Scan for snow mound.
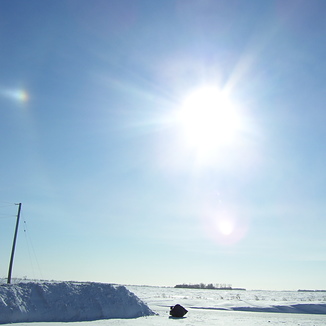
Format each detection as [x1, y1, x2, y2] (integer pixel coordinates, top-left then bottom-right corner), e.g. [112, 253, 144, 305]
[0, 281, 154, 324]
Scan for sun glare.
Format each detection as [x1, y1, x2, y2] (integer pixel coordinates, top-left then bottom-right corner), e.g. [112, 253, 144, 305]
[177, 86, 242, 159]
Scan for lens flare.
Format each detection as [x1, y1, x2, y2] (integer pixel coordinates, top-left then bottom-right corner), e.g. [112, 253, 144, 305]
[216, 216, 235, 236]
[203, 205, 250, 246]
[17, 89, 29, 103]
[1, 88, 29, 104]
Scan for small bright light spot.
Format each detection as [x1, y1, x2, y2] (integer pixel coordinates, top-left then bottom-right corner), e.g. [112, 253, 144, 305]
[203, 205, 250, 246]
[10, 89, 29, 103]
[18, 90, 29, 103]
[216, 217, 235, 236]
[1, 88, 29, 104]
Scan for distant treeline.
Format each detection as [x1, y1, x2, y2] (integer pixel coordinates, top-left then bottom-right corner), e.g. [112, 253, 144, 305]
[174, 283, 246, 291]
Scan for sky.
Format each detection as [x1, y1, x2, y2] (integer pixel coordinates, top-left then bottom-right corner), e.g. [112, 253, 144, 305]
[1, 0, 326, 291]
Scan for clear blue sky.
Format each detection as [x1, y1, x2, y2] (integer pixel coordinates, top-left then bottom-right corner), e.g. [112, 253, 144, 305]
[1, 0, 326, 290]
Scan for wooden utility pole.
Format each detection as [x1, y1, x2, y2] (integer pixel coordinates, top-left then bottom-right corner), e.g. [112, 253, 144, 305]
[7, 203, 22, 284]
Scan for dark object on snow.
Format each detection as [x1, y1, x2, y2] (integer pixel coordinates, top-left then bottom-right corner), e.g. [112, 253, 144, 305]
[170, 304, 188, 318]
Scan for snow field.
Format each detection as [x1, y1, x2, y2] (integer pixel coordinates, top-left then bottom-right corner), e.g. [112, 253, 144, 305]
[1, 282, 326, 325]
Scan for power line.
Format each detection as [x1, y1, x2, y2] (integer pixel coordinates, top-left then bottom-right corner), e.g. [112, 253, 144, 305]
[0, 214, 16, 218]
[23, 220, 36, 279]
[0, 202, 15, 206]
[23, 218, 44, 280]
[0, 202, 17, 218]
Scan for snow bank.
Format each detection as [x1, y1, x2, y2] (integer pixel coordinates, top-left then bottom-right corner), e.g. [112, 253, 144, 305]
[0, 282, 154, 324]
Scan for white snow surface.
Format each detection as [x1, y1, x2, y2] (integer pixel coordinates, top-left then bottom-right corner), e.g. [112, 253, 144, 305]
[128, 285, 326, 314]
[0, 281, 154, 324]
[1, 282, 326, 325]
[123, 286, 326, 325]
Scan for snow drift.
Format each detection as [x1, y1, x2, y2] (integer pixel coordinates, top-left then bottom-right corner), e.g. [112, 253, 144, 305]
[0, 282, 154, 324]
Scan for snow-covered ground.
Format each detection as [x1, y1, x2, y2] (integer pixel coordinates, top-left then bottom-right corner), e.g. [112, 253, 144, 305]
[2, 282, 326, 325]
[124, 285, 326, 325]
[0, 282, 153, 324]
[128, 285, 326, 314]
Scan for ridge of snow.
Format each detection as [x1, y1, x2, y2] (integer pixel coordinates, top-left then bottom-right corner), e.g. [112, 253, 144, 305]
[0, 281, 154, 324]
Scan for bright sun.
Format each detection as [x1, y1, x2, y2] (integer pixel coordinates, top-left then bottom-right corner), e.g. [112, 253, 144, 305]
[177, 86, 241, 158]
